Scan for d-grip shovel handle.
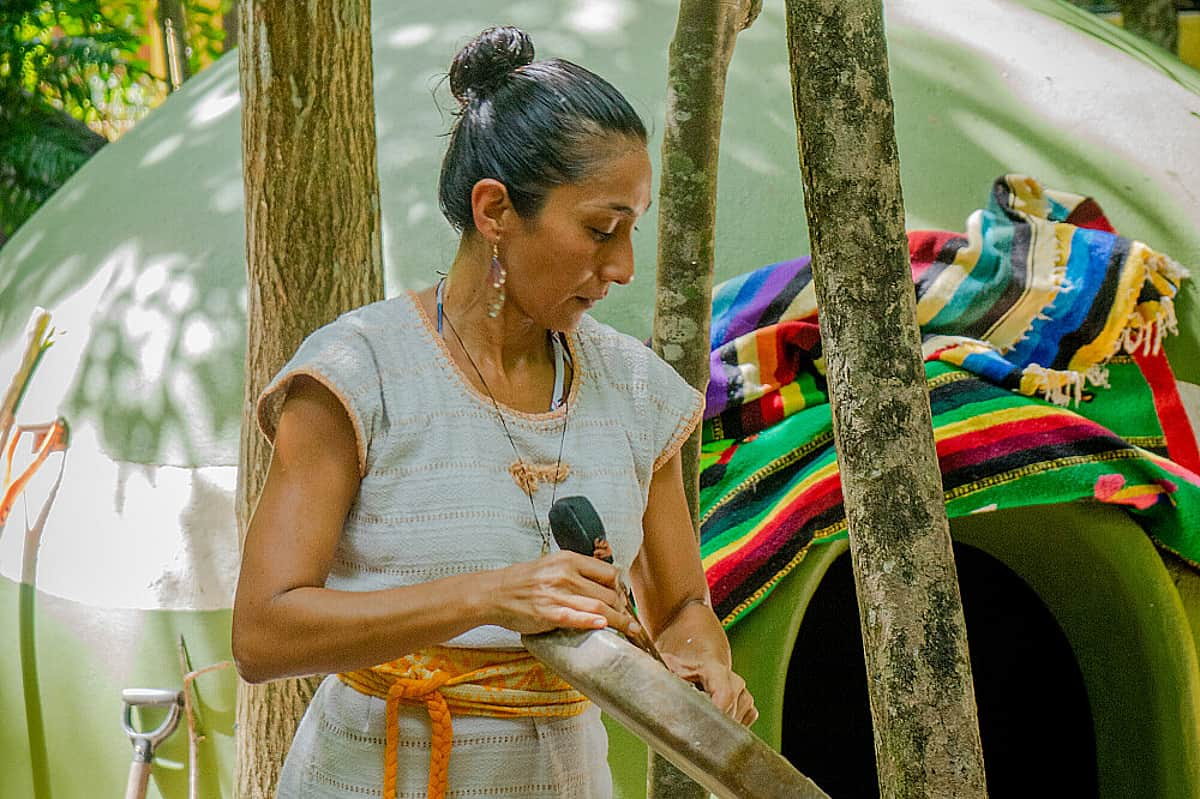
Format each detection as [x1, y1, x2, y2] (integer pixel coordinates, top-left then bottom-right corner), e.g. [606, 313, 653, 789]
[121, 688, 182, 799]
[125, 761, 152, 799]
[548, 496, 612, 562]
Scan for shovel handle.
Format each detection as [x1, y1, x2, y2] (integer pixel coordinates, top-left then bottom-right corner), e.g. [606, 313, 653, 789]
[124, 759, 152, 799]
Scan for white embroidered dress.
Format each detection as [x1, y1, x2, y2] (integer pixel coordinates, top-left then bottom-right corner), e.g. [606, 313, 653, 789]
[256, 292, 703, 799]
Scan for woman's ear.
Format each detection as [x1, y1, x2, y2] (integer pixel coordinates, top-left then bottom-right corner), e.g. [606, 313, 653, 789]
[470, 179, 511, 242]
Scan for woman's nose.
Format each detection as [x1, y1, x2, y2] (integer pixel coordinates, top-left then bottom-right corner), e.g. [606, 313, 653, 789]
[602, 236, 635, 285]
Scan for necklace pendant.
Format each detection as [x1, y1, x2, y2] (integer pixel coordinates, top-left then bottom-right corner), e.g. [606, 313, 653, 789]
[510, 460, 571, 495]
[541, 538, 550, 556]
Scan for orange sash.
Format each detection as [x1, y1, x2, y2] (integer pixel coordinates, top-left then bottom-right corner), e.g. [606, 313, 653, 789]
[338, 646, 589, 799]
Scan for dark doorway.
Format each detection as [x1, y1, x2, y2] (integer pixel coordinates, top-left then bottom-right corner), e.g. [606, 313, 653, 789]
[781, 542, 1098, 798]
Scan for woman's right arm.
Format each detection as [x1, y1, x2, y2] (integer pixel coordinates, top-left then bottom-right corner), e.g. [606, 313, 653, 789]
[231, 376, 634, 683]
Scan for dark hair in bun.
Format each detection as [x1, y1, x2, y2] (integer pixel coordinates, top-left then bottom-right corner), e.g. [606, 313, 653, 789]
[448, 26, 535, 106]
[439, 26, 647, 232]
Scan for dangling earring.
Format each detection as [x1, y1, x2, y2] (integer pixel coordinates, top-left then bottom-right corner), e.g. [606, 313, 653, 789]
[488, 242, 507, 318]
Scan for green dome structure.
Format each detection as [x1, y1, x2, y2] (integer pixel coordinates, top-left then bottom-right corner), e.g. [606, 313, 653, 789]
[1, 1, 1197, 797]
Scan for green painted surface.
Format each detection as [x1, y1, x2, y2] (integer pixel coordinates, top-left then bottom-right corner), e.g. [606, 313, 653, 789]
[0, 578, 236, 799]
[952, 505, 1200, 799]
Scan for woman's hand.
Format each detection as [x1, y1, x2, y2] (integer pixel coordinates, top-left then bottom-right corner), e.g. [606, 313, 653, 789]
[630, 450, 757, 726]
[489, 551, 641, 638]
[661, 649, 758, 726]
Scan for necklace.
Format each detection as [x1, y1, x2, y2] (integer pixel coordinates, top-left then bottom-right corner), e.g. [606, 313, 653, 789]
[436, 278, 569, 555]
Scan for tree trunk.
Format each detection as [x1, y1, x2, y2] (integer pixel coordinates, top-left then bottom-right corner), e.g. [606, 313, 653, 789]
[782, 2, 989, 798]
[1118, 0, 1179, 52]
[650, 2, 761, 797]
[223, 1, 240, 52]
[235, 1, 384, 796]
[156, 0, 192, 87]
[653, 0, 762, 521]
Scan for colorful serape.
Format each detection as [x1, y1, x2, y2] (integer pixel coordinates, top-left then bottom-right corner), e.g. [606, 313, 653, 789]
[700, 175, 1200, 629]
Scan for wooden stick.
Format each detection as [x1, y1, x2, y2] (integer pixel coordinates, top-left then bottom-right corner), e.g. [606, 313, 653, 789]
[177, 635, 234, 799]
[526, 628, 830, 799]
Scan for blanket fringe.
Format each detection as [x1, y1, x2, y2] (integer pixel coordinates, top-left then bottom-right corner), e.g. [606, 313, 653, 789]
[1116, 253, 1186, 360]
[1026, 252, 1188, 407]
[1020, 364, 1086, 407]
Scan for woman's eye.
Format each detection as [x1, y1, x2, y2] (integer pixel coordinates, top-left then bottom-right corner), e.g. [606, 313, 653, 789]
[590, 228, 615, 242]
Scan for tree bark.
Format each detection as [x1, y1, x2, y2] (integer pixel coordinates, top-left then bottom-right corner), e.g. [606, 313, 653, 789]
[235, 1, 384, 796]
[652, 0, 762, 523]
[223, 1, 240, 52]
[1117, 0, 1179, 52]
[156, 0, 192, 86]
[782, 2, 988, 798]
[650, 2, 761, 797]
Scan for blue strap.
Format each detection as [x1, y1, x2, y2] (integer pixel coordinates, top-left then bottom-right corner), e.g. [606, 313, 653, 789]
[550, 333, 567, 411]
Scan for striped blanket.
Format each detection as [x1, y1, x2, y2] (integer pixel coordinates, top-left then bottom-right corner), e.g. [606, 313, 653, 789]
[700, 175, 1200, 628]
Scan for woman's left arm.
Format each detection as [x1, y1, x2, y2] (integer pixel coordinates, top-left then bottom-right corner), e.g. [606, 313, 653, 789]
[630, 450, 758, 725]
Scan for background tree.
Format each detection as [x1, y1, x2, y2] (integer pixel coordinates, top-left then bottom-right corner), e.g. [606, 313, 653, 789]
[234, 0, 384, 795]
[221, 0, 238, 52]
[157, 0, 192, 87]
[1116, 0, 1179, 50]
[1071, 0, 1180, 52]
[650, 0, 760, 796]
[783, 0, 989, 796]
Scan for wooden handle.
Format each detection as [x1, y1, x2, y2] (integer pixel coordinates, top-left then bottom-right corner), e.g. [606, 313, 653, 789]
[125, 760, 152, 799]
[523, 628, 830, 799]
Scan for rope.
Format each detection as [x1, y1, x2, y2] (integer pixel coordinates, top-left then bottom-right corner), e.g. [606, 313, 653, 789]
[339, 646, 588, 799]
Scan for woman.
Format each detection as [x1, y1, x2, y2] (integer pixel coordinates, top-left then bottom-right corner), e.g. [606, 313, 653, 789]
[232, 25, 756, 799]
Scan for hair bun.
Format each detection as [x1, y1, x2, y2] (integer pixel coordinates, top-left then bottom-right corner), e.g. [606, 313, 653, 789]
[449, 26, 535, 106]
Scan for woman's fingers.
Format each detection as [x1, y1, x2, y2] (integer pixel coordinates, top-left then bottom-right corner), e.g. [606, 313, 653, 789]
[567, 551, 622, 589]
[671, 658, 757, 726]
[735, 686, 758, 725]
[546, 553, 644, 636]
[706, 674, 739, 717]
[495, 552, 639, 635]
[556, 594, 638, 634]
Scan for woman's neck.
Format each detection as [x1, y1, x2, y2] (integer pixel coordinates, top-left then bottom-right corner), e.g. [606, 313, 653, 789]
[441, 238, 550, 374]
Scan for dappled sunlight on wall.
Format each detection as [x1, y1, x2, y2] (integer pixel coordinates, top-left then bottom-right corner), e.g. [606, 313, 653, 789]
[0, 419, 239, 610]
[0, 54, 247, 467]
[63, 242, 244, 467]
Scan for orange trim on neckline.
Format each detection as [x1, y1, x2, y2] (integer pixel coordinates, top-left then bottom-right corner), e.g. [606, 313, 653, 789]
[405, 290, 583, 422]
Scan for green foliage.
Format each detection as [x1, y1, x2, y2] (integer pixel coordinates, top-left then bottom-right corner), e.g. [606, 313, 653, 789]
[184, 0, 232, 75]
[0, 0, 162, 242]
[0, 1, 231, 245]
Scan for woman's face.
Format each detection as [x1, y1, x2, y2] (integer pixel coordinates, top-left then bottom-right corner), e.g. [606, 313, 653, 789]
[501, 143, 653, 332]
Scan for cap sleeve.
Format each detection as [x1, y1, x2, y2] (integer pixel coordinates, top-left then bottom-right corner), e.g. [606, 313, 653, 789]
[256, 319, 383, 477]
[643, 350, 705, 473]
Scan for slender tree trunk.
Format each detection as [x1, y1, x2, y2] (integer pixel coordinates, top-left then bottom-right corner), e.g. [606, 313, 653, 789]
[782, 2, 988, 798]
[653, 0, 762, 522]
[156, 0, 192, 87]
[1118, 0, 1179, 52]
[235, 1, 384, 796]
[650, 2, 761, 797]
[223, 1, 240, 52]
